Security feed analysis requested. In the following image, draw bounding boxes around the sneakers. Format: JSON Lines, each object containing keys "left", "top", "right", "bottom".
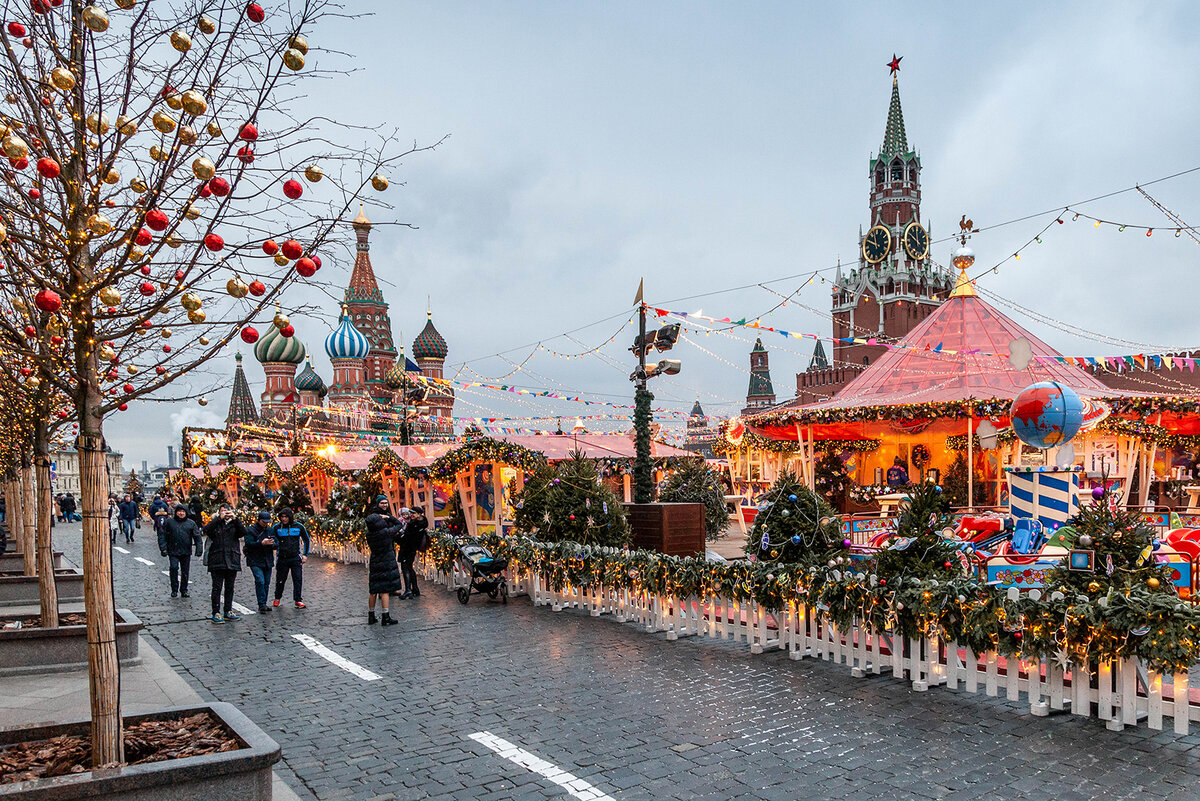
{"left": 223, "top": 612, "right": 241, "bottom": 622}
{"left": 210, "top": 614, "right": 224, "bottom": 624}
{"left": 258, "top": 605, "right": 268, "bottom": 614}
{"left": 181, "top": 591, "right": 189, "bottom": 598}
{"left": 295, "top": 601, "right": 307, "bottom": 608}
{"left": 171, "top": 591, "right": 178, "bottom": 598}
{"left": 272, "top": 599, "right": 281, "bottom": 607}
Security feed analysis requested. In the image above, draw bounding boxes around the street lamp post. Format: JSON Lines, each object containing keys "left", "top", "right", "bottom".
{"left": 629, "top": 280, "right": 681, "bottom": 504}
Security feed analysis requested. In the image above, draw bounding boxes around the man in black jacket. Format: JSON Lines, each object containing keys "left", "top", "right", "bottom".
{"left": 203, "top": 504, "right": 248, "bottom": 623}
{"left": 243, "top": 509, "right": 276, "bottom": 613}
{"left": 158, "top": 505, "right": 202, "bottom": 598}
{"left": 270, "top": 507, "right": 311, "bottom": 608}
{"left": 398, "top": 508, "right": 427, "bottom": 599}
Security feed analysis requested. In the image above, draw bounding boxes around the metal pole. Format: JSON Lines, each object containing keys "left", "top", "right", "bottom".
{"left": 633, "top": 299, "right": 654, "bottom": 504}
{"left": 967, "top": 411, "right": 974, "bottom": 510}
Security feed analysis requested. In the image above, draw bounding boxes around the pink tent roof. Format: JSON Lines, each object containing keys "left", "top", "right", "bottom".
{"left": 801, "top": 287, "right": 1127, "bottom": 411}
{"left": 491, "top": 433, "right": 695, "bottom": 461}
{"left": 389, "top": 443, "right": 456, "bottom": 467}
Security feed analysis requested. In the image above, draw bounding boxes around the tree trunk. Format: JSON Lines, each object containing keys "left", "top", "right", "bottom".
{"left": 20, "top": 453, "right": 35, "bottom": 576}
{"left": 5, "top": 475, "right": 22, "bottom": 564}
{"left": 34, "top": 429, "right": 59, "bottom": 629}
{"left": 78, "top": 427, "right": 123, "bottom": 766}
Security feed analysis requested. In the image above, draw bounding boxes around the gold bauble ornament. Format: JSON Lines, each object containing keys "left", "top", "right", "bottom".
{"left": 198, "top": 16, "right": 217, "bottom": 35}
{"left": 183, "top": 203, "right": 201, "bottom": 220}
{"left": 198, "top": 398, "right": 208, "bottom": 407}
{"left": 26, "top": 376, "right": 40, "bottom": 389}
{"left": 282, "top": 48, "right": 305, "bottom": 71}
{"left": 289, "top": 34, "right": 309, "bottom": 54}
{"left": 50, "top": 66, "right": 76, "bottom": 91}
{"left": 371, "top": 173, "right": 389, "bottom": 191}
{"left": 126, "top": 365, "right": 139, "bottom": 375}
{"left": 152, "top": 110, "right": 176, "bottom": 133}
{"left": 273, "top": 254, "right": 289, "bottom": 267}
{"left": 115, "top": 0, "right": 135, "bottom": 8}
{"left": 180, "top": 292, "right": 202, "bottom": 311}
{"left": 191, "top": 156, "right": 215, "bottom": 180}
{"left": 164, "top": 92, "right": 183, "bottom": 111}
{"left": 1147, "top": 576, "right": 1161, "bottom": 590}
{"left": 178, "top": 125, "right": 197, "bottom": 145}
{"left": 3, "top": 93, "right": 13, "bottom": 103}
{"left": 82, "top": 5, "right": 110, "bottom": 32}
{"left": 129, "top": 177, "right": 147, "bottom": 193}
{"left": 206, "top": 121, "right": 222, "bottom": 137}
{"left": 304, "top": 164, "right": 323, "bottom": 182}
{"left": 149, "top": 145, "right": 169, "bottom": 162}
{"left": 86, "top": 112, "right": 110, "bottom": 134}
{"left": 165, "top": 234, "right": 182, "bottom": 248}
{"left": 103, "top": 169, "right": 120, "bottom": 184}
{"left": 160, "top": 328, "right": 172, "bottom": 338}
{"left": 199, "top": 337, "right": 210, "bottom": 346}
{"left": 273, "top": 312, "right": 290, "bottom": 329}
{"left": 86, "top": 213, "right": 113, "bottom": 235}
{"left": 1087, "top": 580, "right": 1101, "bottom": 593}
{"left": 116, "top": 114, "right": 137, "bottom": 136}
{"left": 46, "top": 315, "right": 64, "bottom": 334}
{"left": 0, "top": 222, "right": 6, "bottom": 243}
{"left": 181, "top": 89, "right": 207, "bottom": 116}
{"left": 187, "top": 309, "right": 206, "bottom": 324}
{"left": 170, "top": 30, "right": 192, "bottom": 53}
{"left": 226, "top": 277, "right": 249, "bottom": 298}
{"left": 98, "top": 344, "right": 116, "bottom": 361}
{"left": 2, "top": 134, "right": 29, "bottom": 159}
{"left": 99, "top": 286, "right": 122, "bottom": 306}
{"left": 128, "top": 246, "right": 145, "bottom": 261}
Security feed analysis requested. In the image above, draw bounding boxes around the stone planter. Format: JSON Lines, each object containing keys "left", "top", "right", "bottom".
{"left": 0, "top": 552, "right": 64, "bottom": 574}
{"left": 0, "top": 609, "right": 142, "bottom": 675}
{"left": 0, "top": 570, "right": 83, "bottom": 608}
{"left": 0, "top": 703, "right": 281, "bottom": 800}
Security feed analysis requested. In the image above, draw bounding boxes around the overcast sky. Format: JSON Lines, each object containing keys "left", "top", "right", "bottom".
{"left": 107, "top": 1, "right": 1200, "bottom": 469}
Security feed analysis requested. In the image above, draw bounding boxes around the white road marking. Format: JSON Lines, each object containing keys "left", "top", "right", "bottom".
{"left": 291, "top": 634, "right": 380, "bottom": 681}
{"left": 113, "top": 546, "right": 130, "bottom": 554}
{"left": 161, "top": 570, "right": 170, "bottom": 576}
{"left": 230, "top": 601, "right": 255, "bottom": 616}
{"left": 134, "top": 557, "right": 155, "bottom": 566}
{"left": 468, "top": 731, "right": 615, "bottom": 801}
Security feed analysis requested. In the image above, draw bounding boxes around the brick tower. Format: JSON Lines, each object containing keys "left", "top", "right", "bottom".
{"left": 344, "top": 205, "right": 397, "bottom": 404}
{"left": 742, "top": 337, "right": 776, "bottom": 414}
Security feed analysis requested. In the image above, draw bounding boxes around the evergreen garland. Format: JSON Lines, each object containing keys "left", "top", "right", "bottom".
{"left": 633, "top": 386, "right": 654, "bottom": 503}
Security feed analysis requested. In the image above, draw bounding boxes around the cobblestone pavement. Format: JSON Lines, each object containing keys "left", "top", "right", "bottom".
{"left": 55, "top": 523, "right": 1200, "bottom": 801}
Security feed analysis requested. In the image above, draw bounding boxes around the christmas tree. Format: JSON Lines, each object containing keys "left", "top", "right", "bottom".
{"left": 656, "top": 459, "right": 728, "bottom": 540}
{"left": 513, "top": 451, "right": 629, "bottom": 547}
{"left": 237, "top": 481, "right": 268, "bottom": 512}
{"left": 813, "top": 449, "right": 849, "bottom": 511}
{"left": 870, "top": 481, "right": 962, "bottom": 582}
{"left": 511, "top": 463, "right": 556, "bottom": 536}
{"left": 942, "top": 452, "right": 969, "bottom": 508}
{"left": 325, "top": 478, "right": 382, "bottom": 520}
{"left": 123, "top": 470, "right": 143, "bottom": 497}
{"left": 272, "top": 480, "right": 313, "bottom": 515}
{"left": 745, "top": 471, "right": 844, "bottom": 564}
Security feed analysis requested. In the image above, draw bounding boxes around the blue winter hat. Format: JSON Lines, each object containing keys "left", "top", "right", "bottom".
{"left": 375, "top": 495, "right": 388, "bottom": 503}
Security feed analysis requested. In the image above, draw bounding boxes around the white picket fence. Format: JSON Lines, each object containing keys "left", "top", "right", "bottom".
{"left": 311, "top": 535, "right": 1198, "bottom": 735}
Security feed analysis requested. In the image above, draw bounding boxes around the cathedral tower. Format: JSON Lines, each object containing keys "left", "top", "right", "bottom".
{"left": 345, "top": 206, "right": 398, "bottom": 404}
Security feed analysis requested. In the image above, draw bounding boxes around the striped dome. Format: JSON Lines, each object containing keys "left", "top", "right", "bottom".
{"left": 294, "top": 358, "right": 327, "bottom": 397}
{"left": 325, "top": 312, "right": 370, "bottom": 360}
{"left": 384, "top": 360, "right": 410, "bottom": 390}
{"left": 412, "top": 314, "right": 447, "bottom": 361}
{"left": 253, "top": 324, "right": 306, "bottom": 365}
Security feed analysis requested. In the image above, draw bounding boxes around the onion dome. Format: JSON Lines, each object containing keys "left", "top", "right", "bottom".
{"left": 325, "top": 307, "right": 370, "bottom": 360}
{"left": 295, "top": 357, "right": 327, "bottom": 397}
{"left": 253, "top": 323, "right": 306, "bottom": 364}
{"left": 412, "top": 311, "right": 447, "bottom": 361}
{"left": 384, "top": 359, "right": 409, "bottom": 390}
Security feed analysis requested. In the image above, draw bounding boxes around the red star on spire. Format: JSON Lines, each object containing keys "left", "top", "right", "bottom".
{"left": 887, "top": 54, "right": 902, "bottom": 75}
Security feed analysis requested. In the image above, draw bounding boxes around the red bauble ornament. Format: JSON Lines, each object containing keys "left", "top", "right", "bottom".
{"left": 118, "top": 403, "right": 128, "bottom": 412}
{"left": 57, "top": 410, "right": 69, "bottom": 419}
{"left": 240, "top": 326, "right": 259, "bottom": 344}
{"left": 248, "top": 280, "right": 266, "bottom": 296}
{"left": 161, "top": 84, "right": 175, "bottom": 99}
{"left": 239, "top": 122, "right": 258, "bottom": 141}
{"left": 203, "top": 232, "right": 224, "bottom": 251}
{"left": 10, "top": 156, "right": 27, "bottom": 170}
{"left": 19, "top": 367, "right": 31, "bottom": 377}
{"left": 311, "top": 255, "right": 322, "bottom": 270}
{"left": 134, "top": 227, "right": 152, "bottom": 246}
{"left": 175, "top": 269, "right": 186, "bottom": 281}
{"left": 569, "top": 514, "right": 576, "bottom": 520}
{"left": 282, "top": 179, "right": 303, "bottom": 199}
{"left": 145, "top": 209, "right": 169, "bottom": 231}
{"left": 138, "top": 281, "right": 156, "bottom": 296}
{"left": 943, "top": 561, "right": 953, "bottom": 570}
{"left": 23, "top": 325, "right": 35, "bottom": 337}
{"left": 141, "top": 320, "right": 152, "bottom": 328}
{"left": 31, "top": 0, "right": 49, "bottom": 14}
{"left": 246, "top": 3, "right": 265, "bottom": 22}
{"left": 50, "top": 335, "right": 62, "bottom": 345}
{"left": 280, "top": 239, "right": 303, "bottom": 260}
{"left": 162, "top": 344, "right": 172, "bottom": 353}
{"left": 123, "top": 383, "right": 134, "bottom": 393}
{"left": 27, "top": 188, "right": 39, "bottom": 200}
{"left": 280, "top": 324, "right": 295, "bottom": 338}
{"left": 140, "top": 265, "right": 151, "bottom": 275}
{"left": 34, "top": 288, "right": 61, "bottom": 312}
{"left": 261, "top": 239, "right": 279, "bottom": 255}
{"left": 294, "top": 257, "right": 316, "bottom": 277}
{"left": 22, "top": 37, "right": 31, "bottom": 48}
{"left": 879, "top": 578, "right": 887, "bottom": 586}
{"left": 36, "top": 157, "right": 59, "bottom": 178}
{"left": 7, "top": 22, "right": 26, "bottom": 36}
{"left": 198, "top": 185, "right": 212, "bottom": 199}
{"left": 155, "top": 366, "right": 166, "bottom": 375}
{"left": 208, "top": 177, "right": 230, "bottom": 197}
{"left": 237, "top": 145, "right": 255, "bottom": 164}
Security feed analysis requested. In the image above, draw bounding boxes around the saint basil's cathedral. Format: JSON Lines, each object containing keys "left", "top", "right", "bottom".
{"left": 225, "top": 206, "right": 455, "bottom": 442}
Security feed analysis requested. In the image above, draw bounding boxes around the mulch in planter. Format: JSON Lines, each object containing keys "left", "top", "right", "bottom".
{"left": 2, "top": 613, "right": 87, "bottom": 629}
{"left": 0, "top": 712, "right": 242, "bottom": 784}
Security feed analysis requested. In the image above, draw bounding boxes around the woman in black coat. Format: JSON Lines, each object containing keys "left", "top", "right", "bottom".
{"left": 363, "top": 495, "right": 404, "bottom": 626}
{"left": 398, "top": 509, "right": 427, "bottom": 599}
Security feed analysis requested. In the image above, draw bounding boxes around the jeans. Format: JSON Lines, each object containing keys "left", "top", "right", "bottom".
{"left": 248, "top": 562, "right": 272, "bottom": 607}
{"left": 210, "top": 569, "right": 237, "bottom": 616}
{"left": 168, "top": 554, "right": 192, "bottom": 595}
{"left": 274, "top": 561, "right": 303, "bottom": 603}
{"left": 120, "top": 520, "right": 135, "bottom": 541}
{"left": 399, "top": 555, "right": 418, "bottom": 595}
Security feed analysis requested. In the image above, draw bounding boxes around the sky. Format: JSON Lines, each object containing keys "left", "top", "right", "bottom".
{"left": 108, "top": 0, "right": 1200, "bottom": 469}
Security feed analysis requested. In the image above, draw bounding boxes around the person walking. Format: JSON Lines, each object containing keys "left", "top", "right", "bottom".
{"left": 243, "top": 510, "right": 276, "bottom": 613}
{"left": 107, "top": 496, "right": 119, "bottom": 544}
{"left": 149, "top": 494, "right": 170, "bottom": 536}
{"left": 187, "top": 495, "right": 205, "bottom": 528}
{"left": 364, "top": 496, "right": 404, "bottom": 625}
{"left": 118, "top": 494, "right": 138, "bottom": 543}
{"left": 60, "top": 493, "right": 79, "bottom": 523}
{"left": 56, "top": 493, "right": 67, "bottom": 523}
{"left": 397, "top": 507, "right": 427, "bottom": 600}
{"left": 158, "top": 504, "right": 202, "bottom": 598}
{"left": 271, "top": 507, "right": 310, "bottom": 608}
{"left": 202, "top": 504, "right": 247, "bottom": 624}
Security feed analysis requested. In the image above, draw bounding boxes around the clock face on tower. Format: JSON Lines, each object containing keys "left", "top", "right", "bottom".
{"left": 862, "top": 224, "right": 892, "bottom": 264}
{"left": 903, "top": 222, "right": 929, "bottom": 261}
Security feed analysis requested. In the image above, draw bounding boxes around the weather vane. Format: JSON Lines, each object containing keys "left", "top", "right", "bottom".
{"left": 958, "top": 214, "right": 978, "bottom": 246}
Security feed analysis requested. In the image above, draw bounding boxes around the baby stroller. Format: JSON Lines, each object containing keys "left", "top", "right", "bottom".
{"left": 455, "top": 538, "right": 509, "bottom": 605}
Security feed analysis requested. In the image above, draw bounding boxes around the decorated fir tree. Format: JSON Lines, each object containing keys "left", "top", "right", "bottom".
{"left": 272, "top": 480, "right": 313, "bottom": 515}
{"left": 237, "top": 481, "right": 268, "bottom": 512}
{"left": 1046, "top": 493, "right": 1173, "bottom": 597}
{"left": 325, "top": 478, "right": 382, "bottom": 520}
{"left": 745, "top": 471, "right": 844, "bottom": 564}
{"left": 942, "top": 452, "right": 969, "bottom": 508}
{"left": 123, "top": 470, "right": 143, "bottom": 497}
{"left": 513, "top": 451, "right": 629, "bottom": 547}
{"left": 870, "top": 481, "right": 963, "bottom": 582}
{"left": 511, "top": 463, "right": 556, "bottom": 535}
{"left": 812, "top": 449, "right": 850, "bottom": 511}
{"left": 656, "top": 459, "right": 728, "bottom": 540}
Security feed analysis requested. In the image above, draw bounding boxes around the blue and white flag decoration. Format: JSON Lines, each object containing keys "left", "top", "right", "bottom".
{"left": 1006, "top": 467, "right": 1080, "bottom": 528}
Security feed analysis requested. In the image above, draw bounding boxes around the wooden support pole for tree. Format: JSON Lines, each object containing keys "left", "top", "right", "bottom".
{"left": 20, "top": 452, "right": 35, "bottom": 576}
{"left": 34, "top": 444, "right": 59, "bottom": 629}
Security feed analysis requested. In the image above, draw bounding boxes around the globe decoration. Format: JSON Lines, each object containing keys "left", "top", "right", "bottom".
{"left": 1010, "top": 381, "right": 1084, "bottom": 449}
